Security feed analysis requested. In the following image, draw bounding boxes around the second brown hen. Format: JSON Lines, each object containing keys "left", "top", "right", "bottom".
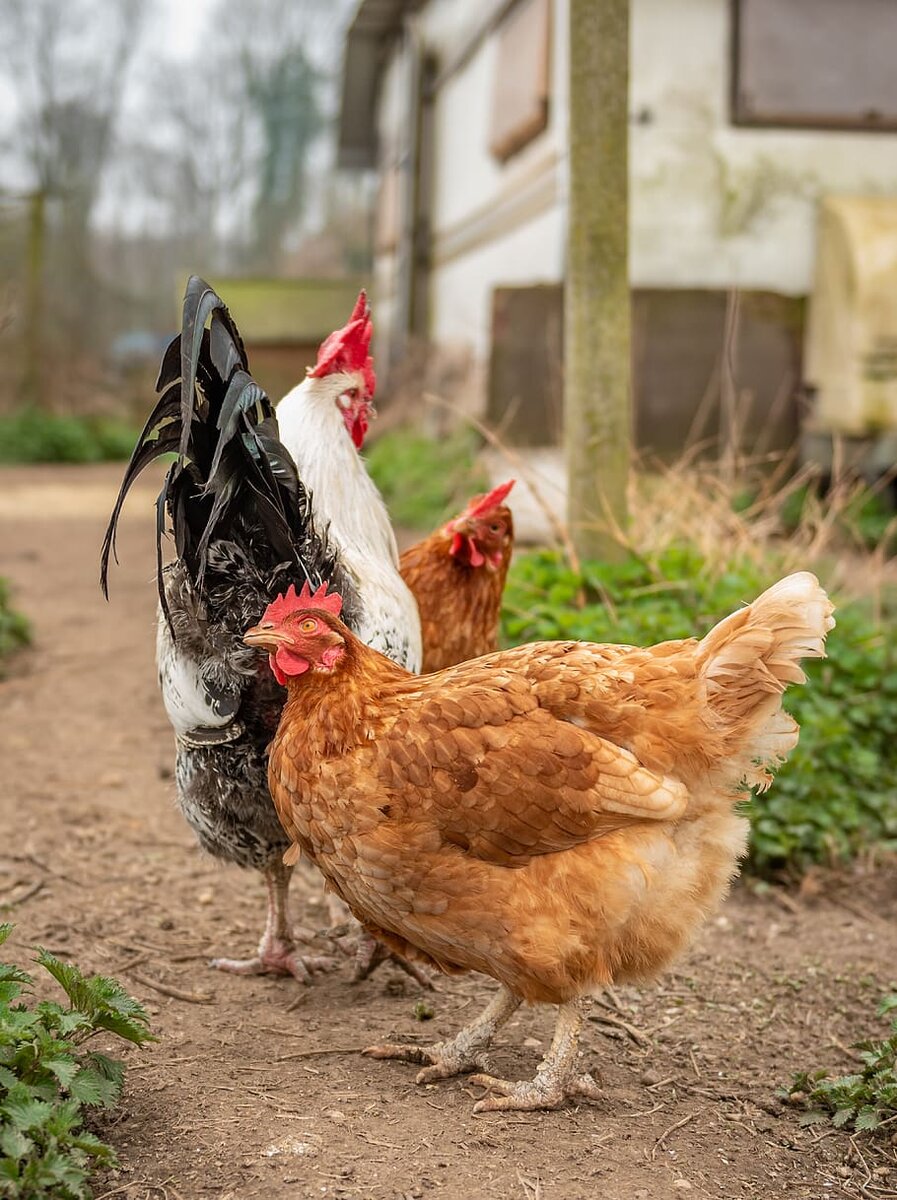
{"left": 399, "top": 480, "right": 515, "bottom": 673}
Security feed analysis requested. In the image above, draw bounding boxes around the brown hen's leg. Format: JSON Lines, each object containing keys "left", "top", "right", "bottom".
{"left": 210, "top": 861, "right": 334, "bottom": 984}
{"left": 469, "top": 998, "right": 601, "bottom": 1113}
{"left": 353, "top": 932, "right": 435, "bottom": 990}
{"left": 364, "top": 985, "right": 520, "bottom": 1082}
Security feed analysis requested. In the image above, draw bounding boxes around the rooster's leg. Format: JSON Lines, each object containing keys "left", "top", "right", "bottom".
{"left": 352, "top": 932, "right": 435, "bottom": 989}
{"left": 468, "top": 998, "right": 601, "bottom": 1113}
{"left": 363, "top": 985, "right": 520, "bottom": 1082}
{"left": 210, "top": 861, "right": 334, "bottom": 983}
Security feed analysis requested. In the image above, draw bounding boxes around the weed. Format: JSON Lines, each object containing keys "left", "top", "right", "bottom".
{"left": 788, "top": 995, "right": 897, "bottom": 1132}
{"left": 0, "top": 411, "right": 138, "bottom": 465}
{"left": 0, "top": 581, "right": 29, "bottom": 676}
{"left": 364, "top": 427, "right": 487, "bottom": 531}
{"left": 0, "top": 924, "right": 154, "bottom": 1198}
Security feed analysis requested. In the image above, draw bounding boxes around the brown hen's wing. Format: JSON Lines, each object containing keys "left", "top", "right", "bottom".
{"left": 358, "top": 661, "right": 690, "bottom": 869}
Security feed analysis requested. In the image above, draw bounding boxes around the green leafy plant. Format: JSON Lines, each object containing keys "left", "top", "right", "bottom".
{"left": 0, "top": 581, "right": 29, "bottom": 674}
{"left": 501, "top": 546, "right": 897, "bottom": 876}
{"left": 0, "top": 924, "right": 154, "bottom": 1199}
{"left": 364, "top": 427, "right": 488, "bottom": 531}
{"left": 788, "top": 995, "right": 897, "bottom": 1131}
{"left": 0, "top": 411, "right": 138, "bottom": 465}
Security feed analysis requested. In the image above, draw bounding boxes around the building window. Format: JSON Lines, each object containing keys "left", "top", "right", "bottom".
{"left": 732, "top": 0, "right": 897, "bottom": 132}
{"left": 489, "top": 0, "right": 551, "bottom": 162}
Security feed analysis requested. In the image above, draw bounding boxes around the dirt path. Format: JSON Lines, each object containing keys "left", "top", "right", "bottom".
{"left": 2, "top": 463, "right": 896, "bottom": 1200}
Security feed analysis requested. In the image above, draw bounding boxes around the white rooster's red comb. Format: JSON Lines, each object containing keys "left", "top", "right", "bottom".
{"left": 261, "top": 581, "right": 343, "bottom": 626}
{"left": 307, "top": 290, "right": 376, "bottom": 397}
{"left": 462, "top": 479, "right": 515, "bottom": 518}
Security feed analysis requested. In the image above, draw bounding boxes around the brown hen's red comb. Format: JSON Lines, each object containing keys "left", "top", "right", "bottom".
{"left": 307, "top": 289, "right": 376, "bottom": 397}
{"left": 260, "top": 581, "right": 343, "bottom": 627}
{"left": 464, "top": 479, "right": 515, "bottom": 518}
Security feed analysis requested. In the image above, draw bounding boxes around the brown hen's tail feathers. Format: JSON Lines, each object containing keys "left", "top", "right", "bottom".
{"left": 697, "top": 572, "right": 835, "bottom": 790}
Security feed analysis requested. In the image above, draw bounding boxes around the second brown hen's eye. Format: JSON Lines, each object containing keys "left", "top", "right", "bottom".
{"left": 490, "top": 522, "right": 503, "bottom": 533}
{"left": 299, "top": 618, "right": 318, "bottom": 634}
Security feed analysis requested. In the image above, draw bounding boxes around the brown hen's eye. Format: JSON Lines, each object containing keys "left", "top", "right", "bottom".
{"left": 490, "top": 523, "right": 502, "bottom": 533}
{"left": 299, "top": 618, "right": 318, "bottom": 633}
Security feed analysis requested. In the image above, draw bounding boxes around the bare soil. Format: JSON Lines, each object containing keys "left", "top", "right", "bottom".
{"left": 2, "top": 463, "right": 897, "bottom": 1200}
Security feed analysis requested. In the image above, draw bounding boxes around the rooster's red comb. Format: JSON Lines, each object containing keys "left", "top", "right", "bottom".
{"left": 307, "top": 289, "right": 376, "bottom": 397}
{"left": 463, "top": 479, "right": 515, "bottom": 519}
{"left": 260, "top": 581, "right": 343, "bottom": 626}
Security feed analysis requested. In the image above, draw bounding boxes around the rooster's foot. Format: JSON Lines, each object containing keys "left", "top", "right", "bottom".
{"left": 363, "top": 1038, "right": 488, "bottom": 1084}
{"left": 210, "top": 939, "right": 335, "bottom": 984}
{"left": 353, "top": 934, "right": 434, "bottom": 989}
{"left": 468, "top": 1070, "right": 602, "bottom": 1113}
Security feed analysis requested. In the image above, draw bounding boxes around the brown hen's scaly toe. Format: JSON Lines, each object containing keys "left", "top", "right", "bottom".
{"left": 469, "top": 1071, "right": 602, "bottom": 1113}
{"left": 362, "top": 1040, "right": 488, "bottom": 1082}
{"left": 352, "top": 934, "right": 434, "bottom": 989}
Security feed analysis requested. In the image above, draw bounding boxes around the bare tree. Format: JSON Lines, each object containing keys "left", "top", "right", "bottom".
{"left": 0, "top": 0, "right": 148, "bottom": 403}
{"left": 0, "top": 0, "right": 147, "bottom": 224}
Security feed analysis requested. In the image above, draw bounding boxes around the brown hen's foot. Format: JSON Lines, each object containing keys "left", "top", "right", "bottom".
{"left": 353, "top": 933, "right": 435, "bottom": 989}
{"left": 469, "top": 1070, "right": 601, "bottom": 1113}
{"left": 364, "top": 985, "right": 521, "bottom": 1083}
{"left": 364, "top": 1038, "right": 488, "bottom": 1083}
{"left": 470, "top": 998, "right": 601, "bottom": 1114}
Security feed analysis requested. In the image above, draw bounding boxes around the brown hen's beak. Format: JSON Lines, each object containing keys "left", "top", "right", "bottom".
{"left": 243, "top": 623, "right": 291, "bottom": 650}
{"left": 451, "top": 516, "right": 477, "bottom": 537}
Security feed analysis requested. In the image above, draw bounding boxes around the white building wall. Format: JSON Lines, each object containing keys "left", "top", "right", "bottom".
{"left": 372, "top": 0, "right": 897, "bottom": 367}
{"left": 630, "top": 0, "right": 897, "bottom": 294}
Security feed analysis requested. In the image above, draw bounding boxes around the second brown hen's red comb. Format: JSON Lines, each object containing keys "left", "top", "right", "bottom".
{"left": 464, "top": 479, "right": 515, "bottom": 517}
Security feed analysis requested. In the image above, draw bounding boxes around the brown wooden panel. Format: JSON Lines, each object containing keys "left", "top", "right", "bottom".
{"left": 733, "top": 0, "right": 897, "bottom": 130}
{"left": 488, "top": 284, "right": 563, "bottom": 445}
{"left": 487, "top": 285, "right": 801, "bottom": 459}
{"left": 489, "top": 0, "right": 551, "bottom": 162}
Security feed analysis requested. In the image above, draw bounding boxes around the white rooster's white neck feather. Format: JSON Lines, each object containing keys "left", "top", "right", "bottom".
{"left": 275, "top": 373, "right": 422, "bottom": 671}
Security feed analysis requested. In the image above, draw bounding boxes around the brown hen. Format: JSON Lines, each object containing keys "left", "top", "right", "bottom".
{"left": 399, "top": 480, "right": 515, "bottom": 673}
{"left": 245, "top": 573, "right": 834, "bottom": 1113}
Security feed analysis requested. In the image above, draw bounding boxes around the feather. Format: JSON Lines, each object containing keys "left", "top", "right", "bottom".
{"left": 101, "top": 275, "right": 360, "bottom": 638}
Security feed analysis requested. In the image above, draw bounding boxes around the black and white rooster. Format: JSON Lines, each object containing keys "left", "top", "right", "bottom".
{"left": 101, "top": 277, "right": 422, "bottom": 981}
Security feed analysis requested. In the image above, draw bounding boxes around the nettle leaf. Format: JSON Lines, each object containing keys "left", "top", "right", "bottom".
{"left": 68, "top": 1065, "right": 119, "bottom": 1108}
{"left": 0, "top": 1156, "right": 22, "bottom": 1182}
{"left": 0, "top": 1009, "right": 41, "bottom": 1038}
{"left": 0, "top": 1124, "right": 33, "bottom": 1161}
{"left": 0, "top": 1065, "right": 18, "bottom": 1091}
{"left": 43, "top": 1097, "right": 82, "bottom": 1136}
{"left": 35, "top": 951, "right": 155, "bottom": 1046}
{"left": 0, "top": 981, "right": 25, "bottom": 1005}
{"left": 832, "top": 1107, "right": 855, "bottom": 1127}
{"left": 0, "top": 963, "right": 32, "bottom": 988}
{"left": 855, "top": 1106, "right": 882, "bottom": 1131}
{"left": 1, "top": 1094, "right": 53, "bottom": 1131}
{"left": 0, "top": 925, "right": 13, "bottom": 948}
{"left": 42, "top": 1056, "right": 80, "bottom": 1089}
{"left": 69, "top": 1129, "right": 117, "bottom": 1165}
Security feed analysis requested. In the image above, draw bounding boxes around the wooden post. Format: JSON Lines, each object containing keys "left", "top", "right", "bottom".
{"left": 22, "top": 189, "right": 46, "bottom": 409}
{"left": 565, "top": 0, "right": 631, "bottom": 562}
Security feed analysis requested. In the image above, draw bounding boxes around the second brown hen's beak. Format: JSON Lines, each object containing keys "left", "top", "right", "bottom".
{"left": 244, "top": 623, "right": 291, "bottom": 650}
